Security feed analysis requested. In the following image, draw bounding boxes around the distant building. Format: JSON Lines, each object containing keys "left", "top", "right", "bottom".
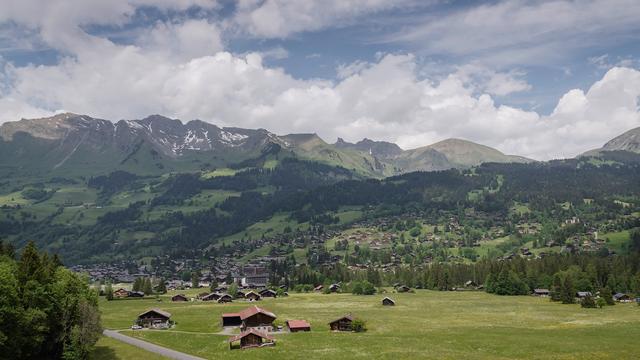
{"left": 217, "top": 294, "right": 233, "bottom": 303}
{"left": 136, "top": 309, "right": 171, "bottom": 328}
{"left": 329, "top": 314, "right": 353, "bottom": 331}
{"left": 114, "top": 288, "right": 130, "bottom": 298}
{"left": 171, "top": 294, "right": 188, "bottom": 302}
{"left": 242, "top": 266, "right": 269, "bottom": 287}
{"left": 259, "top": 289, "right": 277, "bottom": 298}
{"left": 533, "top": 289, "right": 550, "bottom": 297}
{"left": 238, "top": 305, "right": 277, "bottom": 332}
{"left": 286, "top": 319, "right": 311, "bottom": 332}
{"left": 613, "top": 293, "right": 632, "bottom": 302}
{"left": 382, "top": 297, "right": 396, "bottom": 306}
{"left": 228, "top": 329, "right": 275, "bottom": 350}
{"left": 245, "top": 291, "right": 261, "bottom": 302}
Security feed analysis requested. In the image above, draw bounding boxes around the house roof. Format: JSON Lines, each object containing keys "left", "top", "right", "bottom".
{"left": 533, "top": 289, "right": 550, "bottom": 293}
{"left": 245, "top": 290, "right": 261, "bottom": 297}
{"left": 613, "top": 293, "right": 629, "bottom": 299}
{"left": 576, "top": 291, "right": 592, "bottom": 297}
{"left": 382, "top": 297, "right": 395, "bottom": 303}
{"left": 138, "top": 308, "right": 171, "bottom": 319}
{"left": 228, "top": 329, "right": 275, "bottom": 343}
{"left": 328, "top": 314, "right": 353, "bottom": 324}
{"left": 259, "top": 289, "right": 277, "bottom": 294}
{"left": 222, "top": 312, "right": 241, "bottom": 318}
{"left": 239, "top": 306, "right": 277, "bottom": 320}
{"left": 286, "top": 319, "right": 311, "bottom": 329}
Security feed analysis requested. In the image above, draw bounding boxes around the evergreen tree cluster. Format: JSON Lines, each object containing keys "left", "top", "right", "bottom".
{"left": 0, "top": 242, "right": 102, "bottom": 359}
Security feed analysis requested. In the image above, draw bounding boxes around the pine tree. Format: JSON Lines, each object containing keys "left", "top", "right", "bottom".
{"left": 560, "top": 276, "right": 575, "bottom": 304}
{"left": 105, "top": 282, "right": 114, "bottom": 301}
{"left": 132, "top": 277, "right": 142, "bottom": 292}
{"left": 581, "top": 294, "right": 597, "bottom": 308}
{"left": 156, "top": 278, "right": 167, "bottom": 294}
{"left": 550, "top": 274, "right": 562, "bottom": 301}
{"left": 142, "top": 278, "right": 153, "bottom": 295}
{"left": 600, "top": 287, "right": 615, "bottom": 306}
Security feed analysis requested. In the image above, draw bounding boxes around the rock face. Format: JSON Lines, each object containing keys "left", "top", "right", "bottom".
{"left": 600, "top": 127, "right": 640, "bottom": 153}
{"left": 0, "top": 113, "right": 534, "bottom": 177}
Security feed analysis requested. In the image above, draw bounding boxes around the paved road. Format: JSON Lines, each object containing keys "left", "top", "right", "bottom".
{"left": 103, "top": 329, "right": 206, "bottom": 360}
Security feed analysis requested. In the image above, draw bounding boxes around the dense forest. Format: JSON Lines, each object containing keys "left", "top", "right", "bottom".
{"left": 2, "top": 157, "right": 640, "bottom": 263}
{"left": 0, "top": 242, "right": 102, "bottom": 359}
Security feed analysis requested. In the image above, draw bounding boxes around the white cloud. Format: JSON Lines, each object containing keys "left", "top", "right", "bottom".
{"left": 1, "top": 0, "right": 639, "bottom": 162}
{"left": 385, "top": 0, "right": 640, "bottom": 66}
{"left": 231, "top": 0, "right": 412, "bottom": 38}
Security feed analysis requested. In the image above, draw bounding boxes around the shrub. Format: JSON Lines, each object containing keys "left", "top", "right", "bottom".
{"left": 581, "top": 295, "right": 597, "bottom": 308}
{"left": 352, "top": 319, "right": 367, "bottom": 332}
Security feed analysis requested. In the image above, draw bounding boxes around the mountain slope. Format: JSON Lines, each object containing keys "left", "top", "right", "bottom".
{"left": 581, "top": 127, "right": 640, "bottom": 159}
{"left": 425, "top": 138, "right": 532, "bottom": 168}
{"left": 0, "top": 113, "right": 536, "bottom": 178}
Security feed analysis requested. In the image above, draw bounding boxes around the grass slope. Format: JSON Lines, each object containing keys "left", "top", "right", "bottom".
{"left": 99, "top": 290, "right": 640, "bottom": 359}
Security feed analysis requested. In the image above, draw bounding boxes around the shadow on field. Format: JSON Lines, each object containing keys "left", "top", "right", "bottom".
{"left": 90, "top": 345, "right": 118, "bottom": 360}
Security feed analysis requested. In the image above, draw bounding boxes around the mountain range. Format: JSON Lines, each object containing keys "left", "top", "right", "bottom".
{"left": 1, "top": 113, "right": 638, "bottom": 178}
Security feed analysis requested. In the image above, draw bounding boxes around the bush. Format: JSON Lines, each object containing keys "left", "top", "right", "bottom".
{"left": 581, "top": 295, "right": 597, "bottom": 308}
{"left": 351, "top": 319, "right": 367, "bottom": 332}
{"left": 596, "top": 298, "right": 606, "bottom": 308}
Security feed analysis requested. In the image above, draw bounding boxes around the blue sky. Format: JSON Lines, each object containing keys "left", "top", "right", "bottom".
{"left": 1, "top": 0, "right": 640, "bottom": 159}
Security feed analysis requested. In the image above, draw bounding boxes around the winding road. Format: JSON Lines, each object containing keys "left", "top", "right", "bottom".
{"left": 103, "top": 329, "right": 206, "bottom": 360}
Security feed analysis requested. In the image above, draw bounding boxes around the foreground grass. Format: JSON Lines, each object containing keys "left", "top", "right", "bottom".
{"left": 99, "top": 290, "right": 640, "bottom": 359}
{"left": 91, "top": 336, "right": 168, "bottom": 359}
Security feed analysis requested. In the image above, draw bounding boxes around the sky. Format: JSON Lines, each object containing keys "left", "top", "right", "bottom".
{"left": 1, "top": 0, "right": 640, "bottom": 160}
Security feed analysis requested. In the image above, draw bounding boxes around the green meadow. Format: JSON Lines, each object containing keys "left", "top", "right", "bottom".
{"left": 95, "top": 289, "right": 640, "bottom": 359}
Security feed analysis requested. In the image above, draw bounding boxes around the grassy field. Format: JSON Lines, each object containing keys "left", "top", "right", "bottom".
{"left": 91, "top": 336, "right": 168, "bottom": 359}
{"left": 98, "top": 290, "right": 640, "bottom": 359}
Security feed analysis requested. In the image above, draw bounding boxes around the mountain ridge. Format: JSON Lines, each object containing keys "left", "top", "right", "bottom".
{"left": 1, "top": 113, "right": 537, "bottom": 177}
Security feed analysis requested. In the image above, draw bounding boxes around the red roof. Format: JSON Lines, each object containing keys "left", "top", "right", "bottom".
{"left": 228, "top": 329, "right": 275, "bottom": 343}
{"left": 238, "top": 305, "right": 277, "bottom": 320}
{"left": 286, "top": 319, "right": 311, "bottom": 329}
{"left": 222, "top": 312, "right": 241, "bottom": 318}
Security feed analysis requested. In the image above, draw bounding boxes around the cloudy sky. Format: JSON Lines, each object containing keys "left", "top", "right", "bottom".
{"left": 1, "top": 0, "right": 640, "bottom": 160}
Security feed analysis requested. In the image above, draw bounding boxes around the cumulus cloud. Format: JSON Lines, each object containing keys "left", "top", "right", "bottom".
{"left": 1, "top": 0, "right": 639, "bottom": 161}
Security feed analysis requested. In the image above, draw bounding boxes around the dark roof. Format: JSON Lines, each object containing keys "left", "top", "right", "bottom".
{"left": 228, "top": 329, "right": 274, "bottom": 343}
{"left": 329, "top": 314, "right": 353, "bottom": 324}
{"left": 286, "top": 319, "right": 311, "bottom": 329}
{"left": 613, "top": 293, "right": 630, "bottom": 299}
{"left": 533, "top": 289, "right": 550, "bottom": 293}
{"left": 382, "top": 297, "right": 395, "bottom": 304}
{"left": 138, "top": 308, "right": 171, "bottom": 318}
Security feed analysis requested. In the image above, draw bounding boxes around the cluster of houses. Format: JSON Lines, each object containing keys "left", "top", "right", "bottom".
{"left": 170, "top": 286, "right": 283, "bottom": 304}
{"left": 134, "top": 295, "right": 399, "bottom": 350}
{"left": 114, "top": 288, "right": 145, "bottom": 298}
{"left": 531, "top": 288, "right": 636, "bottom": 303}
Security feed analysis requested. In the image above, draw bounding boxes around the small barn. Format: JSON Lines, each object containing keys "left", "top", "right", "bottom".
{"left": 136, "top": 309, "right": 171, "bottom": 328}
{"left": 396, "top": 285, "right": 411, "bottom": 293}
{"left": 613, "top": 293, "right": 632, "bottom": 302}
{"left": 222, "top": 312, "right": 242, "bottom": 327}
{"left": 286, "top": 319, "right": 311, "bottom": 332}
{"left": 228, "top": 329, "right": 275, "bottom": 350}
{"left": 239, "top": 305, "right": 277, "bottom": 332}
{"left": 128, "top": 291, "right": 145, "bottom": 298}
{"left": 329, "top": 314, "right": 353, "bottom": 331}
{"left": 314, "top": 285, "right": 324, "bottom": 292}
{"left": 329, "top": 284, "right": 341, "bottom": 293}
{"left": 217, "top": 294, "right": 233, "bottom": 303}
{"left": 533, "top": 289, "right": 550, "bottom": 297}
{"left": 465, "top": 280, "right": 478, "bottom": 288}
{"left": 382, "top": 297, "right": 395, "bottom": 306}
{"left": 259, "top": 289, "right": 277, "bottom": 298}
{"left": 171, "top": 294, "right": 188, "bottom": 302}
{"left": 114, "top": 288, "right": 130, "bottom": 298}
{"left": 576, "top": 291, "right": 592, "bottom": 299}
{"left": 245, "top": 291, "right": 261, "bottom": 302}
{"left": 201, "top": 292, "right": 221, "bottom": 301}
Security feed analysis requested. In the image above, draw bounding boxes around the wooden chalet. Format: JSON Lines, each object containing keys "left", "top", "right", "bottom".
{"left": 396, "top": 285, "right": 411, "bottom": 293}
{"left": 201, "top": 292, "right": 221, "bottom": 301}
{"left": 114, "top": 288, "right": 129, "bottom": 298}
{"left": 239, "top": 305, "right": 277, "bottom": 332}
{"left": 286, "top": 319, "right": 311, "bottom": 332}
{"left": 128, "top": 291, "right": 145, "bottom": 298}
{"left": 382, "top": 297, "right": 396, "bottom": 306}
{"left": 245, "top": 291, "right": 261, "bottom": 302}
{"left": 228, "top": 329, "right": 275, "bottom": 350}
{"left": 533, "top": 289, "right": 550, "bottom": 297}
{"left": 613, "top": 293, "right": 632, "bottom": 302}
{"left": 329, "top": 314, "right": 353, "bottom": 331}
{"left": 328, "top": 284, "right": 341, "bottom": 293}
{"left": 465, "top": 280, "right": 478, "bottom": 288}
{"left": 314, "top": 285, "right": 324, "bottom": 292}
{"left": 217, "top": 294, "right": 233, "bottom": 303}
{"left": 171, "top": 294, "right": 188, "bottom": 302}
{"left": 259, "top": 289, "right": 277, "bottom": 298}
{"left": 576, "top": 291, "right": 592, "bottom": 299}
{"left": 136, "top": 309, "right": 171, "bottom": 328}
